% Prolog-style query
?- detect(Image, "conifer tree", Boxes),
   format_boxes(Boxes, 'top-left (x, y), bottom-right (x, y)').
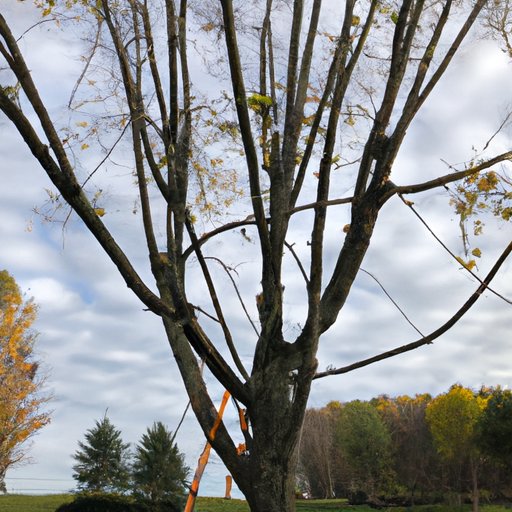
top-left (132, 421), bottom-right (189, 505)
top-left (477, 388), bottom-right (512, 468)
top-left (72, 415), bottom-right (131, 493)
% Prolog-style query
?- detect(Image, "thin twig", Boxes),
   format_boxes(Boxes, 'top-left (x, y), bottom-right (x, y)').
top-left (81, 121), bottom-right (131, 189)
top-left (399, 195), bottom-right (512, 305)
top-left (192, 304), bottom-right (220, 323)
top-left (15, 18), bottom-right (53, 43)
top-left (205, 256), bottom-right (260, 337)
top-left (483, 110), bottom-right (512, 152)
top-left (285, 241), bottom-right (309, 286)
top-left (360, 268), bottom-right (424, 336)
top-left (170, 400), bottom-right (191, 446)
top-left (68, 19), bottom-right (103, 109)
top-left (57, 122), bottom-right (131, 234)
top-left (170, 359), bottom-right (205, 446)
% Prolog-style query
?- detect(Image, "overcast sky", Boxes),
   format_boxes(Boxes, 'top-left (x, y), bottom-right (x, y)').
top-left (1, 0), bottom-right (512, 499)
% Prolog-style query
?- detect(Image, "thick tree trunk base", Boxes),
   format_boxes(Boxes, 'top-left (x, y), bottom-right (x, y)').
top-left (243, 467), bottom-right (296, 512)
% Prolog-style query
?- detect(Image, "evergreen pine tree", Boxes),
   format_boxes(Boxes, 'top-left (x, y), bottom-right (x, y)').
top-left (132, 421), bottom-right (189, 505)
top-left (72, 415), bottom-right (131, 493)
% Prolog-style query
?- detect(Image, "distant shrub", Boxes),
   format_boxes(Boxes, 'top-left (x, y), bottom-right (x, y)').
top-left (54, 492), bottom-right (141, 512)
top-left (137, 497), bottom-right (185, 512)
top-left (54, 492), bottom-right (185, 512)
top-left (348, 490), bottom-right (368, 505)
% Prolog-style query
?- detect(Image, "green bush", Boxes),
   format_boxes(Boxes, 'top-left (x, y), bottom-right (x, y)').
top-left (348, 490), bottom-right (368, 505)
top-left (137, 497), bottom-right (185, 512)
top-left (54, 493), bottom-right (142, 512)
top-left (54, 492), bottom-right (185, 512)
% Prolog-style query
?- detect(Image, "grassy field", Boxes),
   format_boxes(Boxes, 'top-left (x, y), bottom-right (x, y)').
top-left (0, 494), bottom-right (73, 512)
top-left (0, 495), bottom-right (510, 512)
top-left (194, 497), bottom-right (355, 511)
top-left (0, 495), bottom-right (358, 511)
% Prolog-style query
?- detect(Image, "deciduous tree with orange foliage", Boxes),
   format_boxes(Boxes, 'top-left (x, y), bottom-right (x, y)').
top-left (0, 270), bottom-right (51, 493)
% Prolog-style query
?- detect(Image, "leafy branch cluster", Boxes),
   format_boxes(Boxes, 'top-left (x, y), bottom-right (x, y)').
top-left (448, 169), bottom-right (512, 269)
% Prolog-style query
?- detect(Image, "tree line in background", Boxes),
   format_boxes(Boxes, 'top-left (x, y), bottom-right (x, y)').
top-left (59, 416), bottom-right (189, 512)
top-left (298, 384), bottom-right (512, 511)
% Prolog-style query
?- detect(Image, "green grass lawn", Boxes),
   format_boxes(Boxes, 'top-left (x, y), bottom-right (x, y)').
top-left (0, 494), bottom-right (510, 512)
top-left (193, 497), bottom-right (355, 511)
top-left (0, 494), bottom-right (73, 512)
top-left (0, 495), bottom-right (347, 511)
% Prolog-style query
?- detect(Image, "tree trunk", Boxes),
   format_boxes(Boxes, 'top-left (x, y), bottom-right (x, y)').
top-left (231, 363), bottom-right (309, 512)
top-left (471, 459), bottom-right (479, 512)
top-left (0, 468), bottom-right (6, 494)
top-left (243, 454), bottom-right (297, 512)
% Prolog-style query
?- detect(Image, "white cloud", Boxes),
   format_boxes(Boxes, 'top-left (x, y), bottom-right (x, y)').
top-left (1, 1), bottom-right (511, 500)
top-left (26, 278), bottom-right (83, 313)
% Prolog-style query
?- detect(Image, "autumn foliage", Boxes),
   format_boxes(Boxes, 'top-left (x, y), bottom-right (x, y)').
top-left (0, 270), bottom-right (50, 492)
top-left (299, 386), bottom-right (512, 507)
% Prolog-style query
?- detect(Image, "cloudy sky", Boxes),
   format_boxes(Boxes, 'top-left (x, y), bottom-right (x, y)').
top-left (1, 0), bottom-right (512, 499)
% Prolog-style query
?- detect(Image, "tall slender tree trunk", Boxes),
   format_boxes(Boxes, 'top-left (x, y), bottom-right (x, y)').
top-left (471, 458), bottom-right (479, 512)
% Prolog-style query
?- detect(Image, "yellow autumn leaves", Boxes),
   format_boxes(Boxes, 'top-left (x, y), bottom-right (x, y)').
top-left (425, 384), bottom-right (488, 461)
top-left (0, 270), bottom-right (50, 484)
top-left (450, 169), bottom-right (512, 268)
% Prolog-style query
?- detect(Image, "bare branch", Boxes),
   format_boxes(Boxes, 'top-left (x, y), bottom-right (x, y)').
top-left (283, 0), bottom-right (322, 183)
top-left (285, 242), bottom-right (309, 286)
top-left (414, 0), bottom-right (488, 114)
top-left (0, 25), bottom-right (171, 319)
top-left (314, 240), bottom-right (512, 380)
top-left (181, 195), bottom-right (354, 262)
top-left (185, 212), bottom-right (250, 381)
top-left (219, 0), bottom-right (272, 266)
top-left (388, 151), bottom-right (512, 198)
top-left (182, 218), bottom-right (258, 262)
top-left (360, 268), bottom-right (424, 337)
top-left (141, 0), bottom-right (170, 145)
top-left (354, 0), bottom-right (424, 199)
top-left (389, 0), bottom-right (454, 149)
top-left (290, 0), bottom-right (376, 208)
top-left (291, 195), bottom-right (353, 214)
top-left (305, 0), bottom-right (357, 342)
top-left (68, 18), bottom-right (103, 109)
top-left (205, 256), bottom-right (260, 338)
top-left (282, 0), bottom-right (304, 160)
